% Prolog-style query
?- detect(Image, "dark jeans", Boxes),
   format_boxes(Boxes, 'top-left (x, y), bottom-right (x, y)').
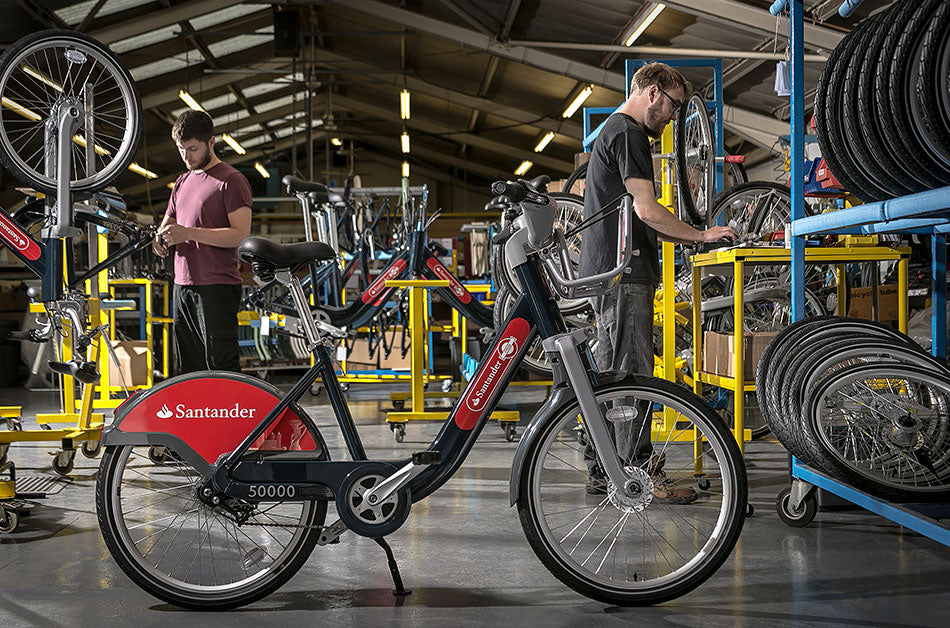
top-left (173, 283), bottom-right (242, 374)
top-left (585, 282), bottom-right (655, 473)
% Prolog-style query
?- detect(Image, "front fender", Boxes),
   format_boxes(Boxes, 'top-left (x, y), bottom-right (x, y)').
top-left (508, 370), bottom-right (627, 505)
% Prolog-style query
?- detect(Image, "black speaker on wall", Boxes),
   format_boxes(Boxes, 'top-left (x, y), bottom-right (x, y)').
top-left (273, 9), bottom-right (299, 57)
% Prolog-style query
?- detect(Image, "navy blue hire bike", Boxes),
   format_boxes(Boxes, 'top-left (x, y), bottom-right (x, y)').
top-left (94, 180), bottom-right (747, 610)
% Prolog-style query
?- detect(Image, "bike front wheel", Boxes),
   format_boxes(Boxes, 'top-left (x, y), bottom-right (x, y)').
top-left (517, 376), bottom-right (747, 605)
top-left (97, 445), bottom-right (327, 610)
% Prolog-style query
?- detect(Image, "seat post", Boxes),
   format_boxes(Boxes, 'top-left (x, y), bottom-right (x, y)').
top-left (276, 271), bottom-right (323, 350)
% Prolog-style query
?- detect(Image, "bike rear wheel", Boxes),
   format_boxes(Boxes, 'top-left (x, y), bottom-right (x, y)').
top-left (97, 444), bottom-right (327, 610)
top-left (518, 376), bottom-right (746, 605)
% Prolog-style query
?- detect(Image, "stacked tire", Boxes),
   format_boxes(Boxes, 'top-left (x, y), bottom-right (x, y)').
top-left (813, 0), bottom-right (950, 201)
top-left (756, 316), bottom-right (950, 502)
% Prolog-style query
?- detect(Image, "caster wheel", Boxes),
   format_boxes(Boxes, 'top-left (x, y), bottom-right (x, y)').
top-left (697, 478), bottom-right (711, 491)
top-left (148, 446), bottom-right (168, 464)
top-left (51, 450), bottom-right (74, 476)
top-left (340, 382), bottom-right (350, 393)
top-left (392, 424), bottom-right (406, 443)
top-left (0, 509), bottom-right (19, 534)
top-left (504, 423), bottom-right (517, 442)
top-left (776, 486), bottom-right (817, 527)
top-left (392, 400), bottom-right (405, 412)
top-left (441, 379), bottom-right (454, 393)
top-left (310, 384), bottom-right (323, 397)
top-left (0, 443), bottom-right (8, 465)
top-left (746, 502), bottom-right (755, 518)
top-left (81, 440), bottom-right (101, 459)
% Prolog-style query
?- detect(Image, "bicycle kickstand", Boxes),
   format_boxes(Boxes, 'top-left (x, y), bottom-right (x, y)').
top-left (374, 537), bottom-right (411, 597)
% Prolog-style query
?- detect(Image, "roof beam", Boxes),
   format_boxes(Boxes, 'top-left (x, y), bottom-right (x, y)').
top-left (13, 0), bottom-right (68, 29)
top-left (326, 0), bottom-right (625, 91)
top-left (76, 0), bottom-right (108, 32)
top-left (140, 61), bottom-right (293, 110)
top-left (659, 0), bottom-right (844, 53)
top-left (331, 94), bottom-right (572, 175)
top-left (90, 0), bottom-right (238, 44)
top-left (435, 0), bottom-right (495, 36)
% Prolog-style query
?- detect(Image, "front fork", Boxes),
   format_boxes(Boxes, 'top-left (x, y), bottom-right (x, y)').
top-left (541, 327), bottom-right (629, 491)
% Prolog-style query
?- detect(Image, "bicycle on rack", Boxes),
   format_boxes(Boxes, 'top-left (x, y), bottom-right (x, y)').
top-left (95, 178), bottom-right (747, 610)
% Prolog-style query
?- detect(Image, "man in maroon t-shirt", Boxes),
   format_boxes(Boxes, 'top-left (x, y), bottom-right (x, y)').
top-left (153, 110), bottom-right (252, 373)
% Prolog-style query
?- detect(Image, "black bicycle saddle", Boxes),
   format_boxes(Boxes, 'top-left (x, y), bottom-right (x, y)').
top-left (282, 175), bottom-right (329, 197)
top-left (238, 237), bottom-right (335, 268)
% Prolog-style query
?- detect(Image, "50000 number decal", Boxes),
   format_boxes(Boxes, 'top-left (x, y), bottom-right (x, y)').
top-left (248, 485), bottom-right (296, 498)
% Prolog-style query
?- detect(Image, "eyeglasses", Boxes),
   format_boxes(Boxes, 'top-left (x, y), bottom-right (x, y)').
top-left (656, 85), bottom-right (682, 111)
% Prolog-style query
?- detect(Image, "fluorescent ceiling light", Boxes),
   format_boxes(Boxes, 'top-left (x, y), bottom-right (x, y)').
top-left (129, 162), bottom-right (158, 179)
top-left (22, 65), bottom-right (63, 92)
top-left (166, 182), bottom-right (175, 189)
top-left (534, 132), bottom-right (555, 153)
top-left (73, 134), bottom-right (111, 156)
top-left (2, 96), bottom-right (41, 121)
top-left (254, 162), bottom-right (270, 178)
top-left (331, 137), bottom-right (343, 146)
top-left (178, 90), bottom-right (206, 112)
top-left (514, 160), bottom-right (533, 176)
top-left (562, 85), bottom-right (593, 119)
top-left (401, 161), bottom-right (409, 178)
top-left (624, 3), bottom-right (666, 47)
top-left (400, 89), bottom-right (410, 120)
top-left (221, 133), bottom-right (246, 154)
top-left (400, 131), bottom-right (410, 154)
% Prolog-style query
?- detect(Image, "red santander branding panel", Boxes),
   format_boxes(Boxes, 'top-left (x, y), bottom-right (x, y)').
top-left (426, 257), bottom-right (471, 304)
top-left (0, 213), bottom-right (41, 261)
top-left (116, 378), bottom-right (317, 464)
top-left (454, 317), bottom-right (530, 430)
top-left (361, 258), bottom-right (407, 304)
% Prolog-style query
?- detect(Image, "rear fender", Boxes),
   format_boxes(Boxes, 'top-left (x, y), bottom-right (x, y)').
top-left (102, 371), bottom-right (324, 478)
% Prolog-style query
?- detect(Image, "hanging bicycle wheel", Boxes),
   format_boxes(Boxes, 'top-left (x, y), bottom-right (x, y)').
top-left (0, 30), bottom-right (141, 194)
top-left (97, 403), bottom-right (330, 610)
top-left (806, 363), bottom-right (950, 501)
top-left (517, 376), bottom-right (746, 605)
top-left (674, 92), bottom-right (714, 226)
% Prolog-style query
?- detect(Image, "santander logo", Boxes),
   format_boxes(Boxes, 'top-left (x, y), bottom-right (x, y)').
top-left (156, 404), bottom-right (173, 419)
top-left (454, 318), bottom-right (530, 430)
top-left (0, 213), bottom-right (40, 260)
top-left (362, 259), bottom-right (406, 303)
top-left (426, 258), bottom-right (470, 303)
top-left (155, 402), bottom-right (257, 419)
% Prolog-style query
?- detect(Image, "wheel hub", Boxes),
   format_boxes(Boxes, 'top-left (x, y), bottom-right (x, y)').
top-left (607, 466), bottom-right (654, 513)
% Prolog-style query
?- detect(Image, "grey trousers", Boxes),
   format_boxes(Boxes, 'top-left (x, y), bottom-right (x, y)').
top-left (585, 282), bottom-right (655, 471)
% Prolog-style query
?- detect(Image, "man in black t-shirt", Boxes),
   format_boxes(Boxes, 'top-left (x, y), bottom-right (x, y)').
top-left (581, 63), bottom-right (736, 501)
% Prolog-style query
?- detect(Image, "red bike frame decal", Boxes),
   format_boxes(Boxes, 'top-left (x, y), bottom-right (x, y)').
top-left (361, 258), bottom-right (407, 304)
top-left (0, 212), bottom-right (41, 261)
top-left (116, 378), bottom-right (317, 464)
top-left (426, 257), bottom-right (472, 304)
top-left (454, 317), bottom-right (530, 430)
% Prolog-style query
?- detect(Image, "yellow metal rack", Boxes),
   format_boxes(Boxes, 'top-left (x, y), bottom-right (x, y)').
top-left (690, 244), bottom-right (911, 454)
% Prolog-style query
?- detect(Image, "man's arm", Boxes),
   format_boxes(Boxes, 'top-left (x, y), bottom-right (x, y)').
top-left (152, 213), bottom-right (175, 257)
top-left (158, 206), bottom-right (251, 248)
top-left (624, 177), bottom-right (735, 243)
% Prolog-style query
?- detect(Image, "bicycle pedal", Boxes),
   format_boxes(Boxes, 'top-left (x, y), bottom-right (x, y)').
top-left (411, 450), bottom-right (441, 465)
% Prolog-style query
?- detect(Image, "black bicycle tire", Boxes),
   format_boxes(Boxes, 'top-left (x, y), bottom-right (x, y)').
top-left (813, 35), bottom-right (854, 200)
top-left (0, 30), bottom-right (142, 194)
top-left (824, 17), bottom-right (892, 201)
top-left (886, 0), bottom-right (950, 181)
top-left (856, 7), bottom-right (931, 193)
top-left (873, 0), bottom-right (949, 189)
top-left (517, 375), bottom-right (746, 606)
top-left (724, 155), bottom-right (748, 188)
top-left (674, 92), bottom-right (713, 226)
top-left (911, 0), bottom-right (950, 171)
top-left (563, 161), bottom-right (588, 198)
top-left (842, 11), bottom-right (916, 197)
top-left (804, 362), bottom-right (950, 501)
top-left (939, 13), bottom-right (950, 137)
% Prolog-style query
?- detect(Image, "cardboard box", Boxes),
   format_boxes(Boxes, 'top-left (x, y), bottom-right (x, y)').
top-left (703, 331), bottom-right (777, 380)
top-left (108, 340), bottom-right (149, 387)
top-left (548, 178), bottom-right (585, 196)
top-left (574, 151), bottom-right (591, 169)
top-left (847, 284), bottom-right (899, 322)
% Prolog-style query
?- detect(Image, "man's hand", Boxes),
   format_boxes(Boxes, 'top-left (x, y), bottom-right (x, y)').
top-left (152, 233), bottom-right (168, 258)
top-left (702, 225), bottom-right (738, 243)
top-left (158, 223), bottom-right (192, 246)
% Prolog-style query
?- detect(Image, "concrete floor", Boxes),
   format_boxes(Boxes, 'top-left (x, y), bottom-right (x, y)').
top-left (0, 380), bottom-right (948, 628)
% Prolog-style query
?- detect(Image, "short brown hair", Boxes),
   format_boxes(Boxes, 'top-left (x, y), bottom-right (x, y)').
top-left (172, 109), bottom-right (214, 143)
top-left (629, 63), bottom-right (691, 97)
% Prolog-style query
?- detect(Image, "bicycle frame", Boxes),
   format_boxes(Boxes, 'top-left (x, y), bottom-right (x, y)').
top-left (102, 250), bottom-right (569, 507)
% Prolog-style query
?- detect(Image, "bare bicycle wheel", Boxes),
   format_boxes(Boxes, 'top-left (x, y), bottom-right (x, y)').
top-left (0, 30), bottom-right (141, 194)
top-left (674, 92), bottom-right (714, 226)
top-left (97, 445), bottom-right (326, 610)
top-left (518, 377), bottom-right (746, 605)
